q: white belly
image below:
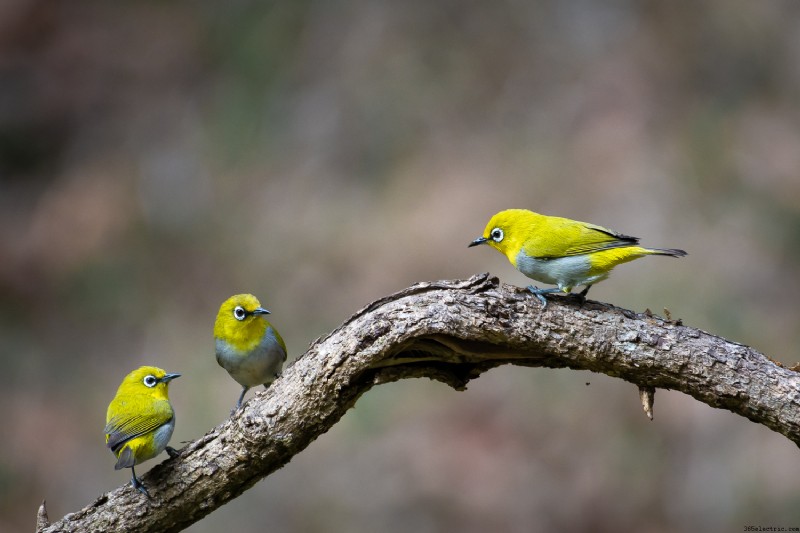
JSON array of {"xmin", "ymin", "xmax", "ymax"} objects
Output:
[
  {"xmin": 515, "ymin": 251, "xmax": 604, "ymax": 291},
  {"xmin": 216, "ymin": 329, "xmax": 286, "ymax": 387}
]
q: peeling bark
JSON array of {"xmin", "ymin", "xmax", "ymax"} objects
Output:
[{"xmin": 36, "ymin": 274, "xmax": 800, "ymax": 533}]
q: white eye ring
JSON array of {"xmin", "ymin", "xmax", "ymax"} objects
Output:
[
  {"xmin": 490, "ymin": 228, "xmax": 504, "ymax": 242},
  {"xmin": 143, "ymin": 375, "xmax": 158, "ymax": 388},
  {"xmin": 233, "ymin": 306, "xmax": 246, "ymax": 321}
]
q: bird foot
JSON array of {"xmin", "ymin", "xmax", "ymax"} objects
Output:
[
  {"xmin": 566, "ymin": 285, "xmax": 592, "ymax": 306},
  {"xmin": 131, "ymin": 473, "xmax": 151, "ymax": 499},
  {"xmin": 526, "ymin": 285, "xmax": 562, "ymax": 309},
  {"xmin": 566, "ymin": 292, "xmax": 586, "ymax": 305}
]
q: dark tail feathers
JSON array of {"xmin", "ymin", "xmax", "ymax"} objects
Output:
[{"xmin": 648, "ymin": 248, "xmax": 687, "ymax": 257}]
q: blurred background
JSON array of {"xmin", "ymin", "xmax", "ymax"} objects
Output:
[{"xmin": 2, "ymin": 1, "xmax": 800, "ymax": 531}]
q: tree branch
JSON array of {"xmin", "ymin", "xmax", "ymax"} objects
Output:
[{"xmin": 36, "ymin": 273, "xmax": 800, "ymax": 532}]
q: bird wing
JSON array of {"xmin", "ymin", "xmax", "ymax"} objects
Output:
[
  {"xmin": 105, "ymin": 399, "xmax": 173, "ymax": 453},
  {"xmin": 531, "ymin": 218, "xmax": 639, "ymax": 259},
  {"xmin": 269, "ymin": 326, "xmax": 288, "ymax": 361}
]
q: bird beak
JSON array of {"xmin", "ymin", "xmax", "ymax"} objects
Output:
[
  {"xmin": 253, "ymin": 307, "xmax": 271, "ymax": 315},
  {"xmin": 468, "ymin": 236, "xmax": 489, "ymax": 248},
  {"xmin": 160, "ymin": 373, "xmax": 181, "ymax": 383}
]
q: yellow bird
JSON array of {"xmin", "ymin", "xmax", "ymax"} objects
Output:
[
  {"xmin": 214, "ymin": 294, "xmax": 287, "ymax": 411},
  {"xmin": 469, "ymin": 209, "xmax": 686, "ymax": 307},
  {"xmin": 105, "ymin": 366, "xmax": 180, "ymax": 497}
]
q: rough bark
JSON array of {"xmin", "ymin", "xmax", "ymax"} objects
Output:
[{"xmin": 36, "ymin": 273, "xmax": 800, "ymax": 532}]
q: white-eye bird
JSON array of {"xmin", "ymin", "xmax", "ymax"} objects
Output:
[
  {"xmin": 105, "ymin": 366, "xmax": 181, "ymax": 497},
  {"xmin": 214, "ymin": 294, "xmax": 287, "ymax": 411},
  {"xmin": 469, "ymin": 209, "xmax": 686, "ymax": 307}
]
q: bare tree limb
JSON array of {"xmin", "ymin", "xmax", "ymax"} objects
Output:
[{"xmin": 36, "ymin": 273, "xmax": 800, "ymax": 532}]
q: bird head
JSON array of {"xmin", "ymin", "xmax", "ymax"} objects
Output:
[
  {"xmin": 214, "ymin": 294, "xmax": 271, "ymax": 349},
  {"xmin": 469, "ymin": 209, "xmax": 535, "ymax": 263},
  {"xmin": 118, "ymin": 366, "xmax": 180, "ymax": 400}
]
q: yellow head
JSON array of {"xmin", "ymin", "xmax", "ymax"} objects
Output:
[
  {"xmin": 214, "ymin": 294, "xmax": 271, "ymax": 353},
  {"xmin": 468, "ymin": 209, "xmax": 540, "ymax": 265},
  {"xmin": 111, "ymin": 366, "xmax": 180, "ymax": 403}
]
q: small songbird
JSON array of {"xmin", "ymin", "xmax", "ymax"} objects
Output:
[
  {"xmin": 105, "ymin": 366, "xmax": 181, "ymax": 497},
  {"xmin": 214, "ymin": 294, "xmax": 287, "ymax": 411},
  {"xmin": 469, "ymin": 209, "xmax": 686, "ymax": 307}
]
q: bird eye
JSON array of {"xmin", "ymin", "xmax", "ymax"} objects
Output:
[
  {"xmin": 233, "ymin": 306, "xmax": 247, "ymax": 321},
  {"xmin": 143, "ymin": 375, "xmax": 158, "ymax": 388},
  {"xmin": 490, "ymin": 228, "xmax": 504, "ymax": 242}
]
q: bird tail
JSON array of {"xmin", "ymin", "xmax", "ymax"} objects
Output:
[{"xmin": 646, "ymin": 248, "xmax": 687, "ymax": 258}]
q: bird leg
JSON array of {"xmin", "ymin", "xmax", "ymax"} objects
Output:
[
  {"xmin": 130, "ymin": 466, "xmax": 151, "ymax": 498},
  {"xmin": 566, "ymin": 284, "xmax": 592, "ymax": 305},
  {"xmin": 231, "ymin": 386, "xmax": 251, "ymax": 415},
  {"xmin": 165, "ymin": 446, "xmax": 179, "ymax": 459}
]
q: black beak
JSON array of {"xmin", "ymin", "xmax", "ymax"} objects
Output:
[
  {"xmin": 468, "ymin": 237, "xmax": 489, "ymax": 248},
  {"xmin": 253, "ymin": 307, "xmax": 271, "ymax": 315},
  {"xmin": 161, "ymin": 373, "xmax": 181, "ymax": 383}
]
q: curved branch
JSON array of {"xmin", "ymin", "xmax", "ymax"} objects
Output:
[{"xmin": 36, "ymin": 273, "xmax": 800, "ymax": 532}]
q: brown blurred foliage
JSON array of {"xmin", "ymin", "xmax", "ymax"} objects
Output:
[{"xmin": 2, "ymin": 1, "xmax": 800, "ymax": 532}]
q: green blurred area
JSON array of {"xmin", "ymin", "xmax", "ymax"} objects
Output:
[{"xmin": 2, "ymin": 1, "xmax": 800, "ymax": 531}]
